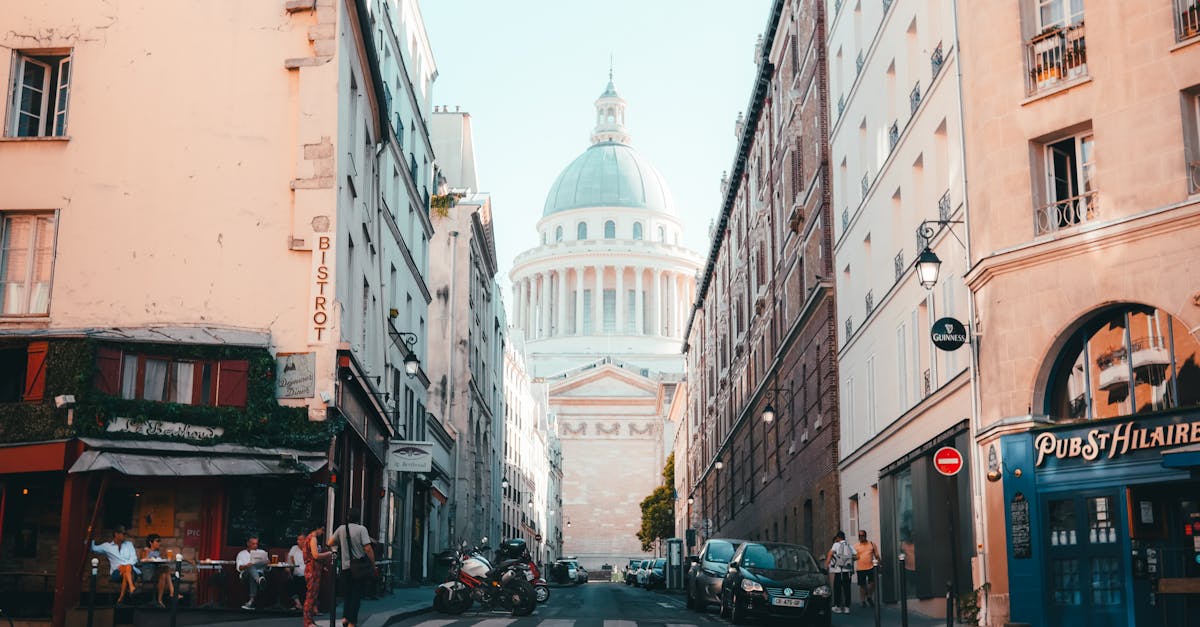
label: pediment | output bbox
[550,364,657,399]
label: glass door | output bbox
[1045,492,1126,627]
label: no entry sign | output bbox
[933,446,964,476]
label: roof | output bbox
[0,326,271,346]
[542,141,676,216]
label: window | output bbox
[7,51,71,137]
[603,220,616,239]
[577,222,587,240]
[1027,1,1087,94]
[94,347,250,407]
[555,226,563,241]
[602,289,616,333]
[1045,304,1199,420]
[0,212,57,315]
[632,222,643,240]
[1178,0,1200,41]
[657,226,666,242]
[1037,133,1095,235]
[1184,89,1200,195]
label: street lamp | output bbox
[714,460,724,470]
[501,479,510,489]
[390,329,422,376]
[761,403,776,424]
[916,247,942,290]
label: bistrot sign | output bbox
[933,446,964,476]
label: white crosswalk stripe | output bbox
[409,621,459,627]
[472,620,516,627]
[602,621,638,627]
[535,621,575,627]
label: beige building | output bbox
[956,1,1200,625]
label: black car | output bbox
[719,542,832,625]
[646,557,667,589]
[685,538,743,611]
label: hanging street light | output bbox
[916,246,942,290]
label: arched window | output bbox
[633,222,643,240]
[604,220,616,239]
[577,222,588,240]
[1044,304,1199,420]
[658,226,666,242]
[541,232,546,245]
[555,226,563,242]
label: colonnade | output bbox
[511,265,696,340]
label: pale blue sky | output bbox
[420,0,773,308]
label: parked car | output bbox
[576,563,589,584]
[685,538,743,611]
[635,559,653,587]
[719,542,832,625]
[646,557,667,589]
[553,559,578,584]
[556,559,588,585]
[624,558,641,585]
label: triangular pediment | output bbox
[550,363,658,399]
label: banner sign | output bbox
[1034,416,1200,467]
[276,352,316,398]
[387,440,433,472]
[107,417,224,440]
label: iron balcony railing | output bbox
[910,82,922,115]
[888,121,900,152]
[856,51,865,76]
[861,172,871,198]
[845,317,854,338]
[938,190,952,221]
[1035,190,1097,235]
[1189,161,1200,195]
[842,207,850,231]
[837,94,846,118]
[1027,22,1088,95]
[883,0,893,14]
[930,42,944,80]
[923,369,932,397]
[1177,0,1200,41]
[894,251,904,282]
[865,290,874,315]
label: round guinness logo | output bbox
[931,317,968,351]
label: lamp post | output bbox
[389,328,422,376]
[913,220,964,290]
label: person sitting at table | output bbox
[140,534,180,608]
[90,525,139,605]
[287,534,306,611]
[235,536,269,610]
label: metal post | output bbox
[87,558,98,627]
[898,552,909,627]
[329,548,338,627]
[170,554,182,627]
[872,557,881,627]
[945,581,954,627]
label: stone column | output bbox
[557,269,568,337]
[594,265,605,334]
[540,272,551,339]
[670,273,680,338]
[651,269,662,336]
[634,268,645,335]
[575,268,585,335]
[615,266,625,334]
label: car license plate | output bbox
[772,597,804,607]
[525,570,535,580]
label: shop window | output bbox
[1087,496,1117,544]
[1089,556,1122,606]
[1045,304,1200,421]
[1048,498,1078,546]
[227,480,326,550]
[94,347,249,408]
[1051,558,1082,605]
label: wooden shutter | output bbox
[93,346,123,395]
[22,341,49,402]
[215,360,250,408]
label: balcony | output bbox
[856,51,865,76]
[864,290,874,315]
[888,121,900,152]
[894,251,904,282]
[930,43,944,80]
[1177,0,1200,41]
[1026,23,1088,95]
[938,190,952,221]
[1096,348,1129,392]
[1131,336,1170,373]
[842,207,850,231]
[845,317,853,338]
[1034,191,1097,235]
[910,82,922,115]
[882,0,893,14]
[838,94,846,119]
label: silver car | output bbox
[685,538,744,611]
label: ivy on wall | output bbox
[0,339,338,450]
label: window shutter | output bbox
[23,341,49,402]
[94,347,123,395]
[791,137,804,200]
[216,360,250,408]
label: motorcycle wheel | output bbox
[434,587,470,615]
[535,583,550,603]
[504,579,537,617]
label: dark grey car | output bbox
[685,538,744,611]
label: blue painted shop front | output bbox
[1001,411,1200,627]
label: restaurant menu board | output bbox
[227,481,325,549]
[1010,492,1031,559]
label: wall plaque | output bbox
[1010,492,1031,560]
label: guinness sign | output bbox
[931,317,968,351]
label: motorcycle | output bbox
[522,555,550,603]
[433,537,536,617]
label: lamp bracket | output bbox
[916,219,965,249]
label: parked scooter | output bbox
[433,537,536,617]
[520,552,550,603]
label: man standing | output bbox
[855,529,880,608]
[236,536,269,610]
[328,508,374,627]
[825,531,854,614]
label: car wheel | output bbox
[684,586,695,609]
[719,591,731,619]
[729,593,748,625]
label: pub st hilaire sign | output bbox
[1034,416,1200,467]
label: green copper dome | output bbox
[542,141,676,216]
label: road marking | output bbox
[603,620,638,627]
[537,621,575,627]
[409,622,458,627]
[472,620,516,627]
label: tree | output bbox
[636,453,676,552]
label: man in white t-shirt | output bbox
[235,536,269,610]
[825,530,855,615]
[287,535,306,611]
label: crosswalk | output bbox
[405,620,718,627]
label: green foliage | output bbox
[958,582,990,626]
[0,339,334,450]
[636,453,677,552]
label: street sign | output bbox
[933,446,964,476]
[931,317,968,351]
[387,440,433,472]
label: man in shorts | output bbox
[855,529,880,608]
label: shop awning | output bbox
[69,438,327,476]
[1161,443,1200,468]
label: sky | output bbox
[419,0,773,311]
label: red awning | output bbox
[430,485,448,505]
[0,441,70,474]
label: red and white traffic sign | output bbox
[933,446,964,476]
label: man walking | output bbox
[328,508,374,627]
[855,529,880,608]
[825,531,854,614]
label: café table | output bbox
[136,558,169,604]
[194,559,236,608]
[264,563,298,610]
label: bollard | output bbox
[945,581,954,627]
[329,549,338,627]
[872,558,881,627]
[898,552,909,627]
[87,558,98,627]
[170,554,182,627]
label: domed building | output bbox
[508,77,702,571]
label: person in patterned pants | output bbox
[303,524,332,627]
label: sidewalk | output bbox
[654,589,945,626]
[188,586,434,627]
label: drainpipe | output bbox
[446,230,461,543]
[950,1,989,623]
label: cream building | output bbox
[509,77,701,570]
[829,0,974,617]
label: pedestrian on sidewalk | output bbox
[302,524,332,627]
[825,531,854,615]
[328,508,375,627]
[854,529,880,609]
